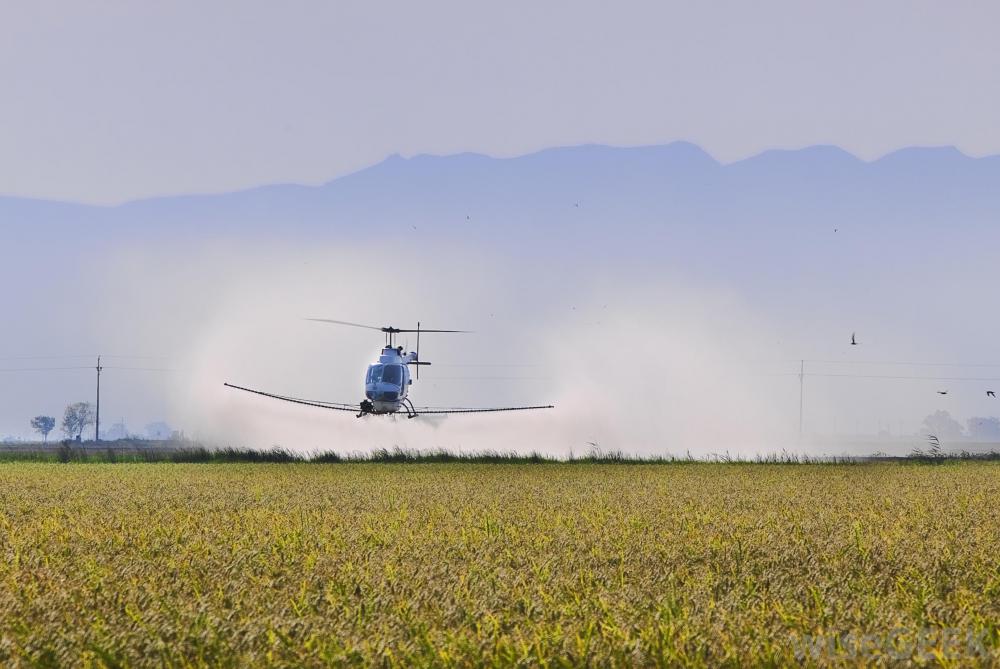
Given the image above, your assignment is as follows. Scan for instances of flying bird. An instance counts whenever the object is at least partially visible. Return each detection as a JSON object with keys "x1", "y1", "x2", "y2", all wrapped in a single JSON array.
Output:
[
  {"x1": 988, "y1": 391, "x2": 996, "y2": 398},
  {"x1": 937, "y1": 391, "x2": 949, "y2": 395},
  {"x1": 850, "y1": 333, "x2": 858, "y2": 346}
]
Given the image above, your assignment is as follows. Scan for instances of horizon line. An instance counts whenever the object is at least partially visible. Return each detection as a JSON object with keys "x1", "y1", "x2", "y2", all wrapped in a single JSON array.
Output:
[{"x1": 2, "y1": 140, "x2": 995, "y2": 209}]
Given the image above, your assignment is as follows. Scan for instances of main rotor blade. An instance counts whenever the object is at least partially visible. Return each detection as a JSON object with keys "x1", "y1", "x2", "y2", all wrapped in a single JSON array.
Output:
[
  {"x1": 304, "y1": 318, "x2": 471, "y2": 334},
  {"x1": 304, "y1": 318, "x2": 384, "y2": 331}
]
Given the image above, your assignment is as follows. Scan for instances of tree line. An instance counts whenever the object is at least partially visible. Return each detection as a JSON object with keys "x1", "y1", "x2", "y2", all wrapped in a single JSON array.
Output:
[{"x1": 30, "y1": 402, "x2": 94, "y2": 443}]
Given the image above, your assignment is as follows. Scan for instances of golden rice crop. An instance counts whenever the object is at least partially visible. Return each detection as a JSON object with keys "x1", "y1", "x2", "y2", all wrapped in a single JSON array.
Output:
[{"x1": 1, "y1": 462, "x2": 999, "y2": 667}]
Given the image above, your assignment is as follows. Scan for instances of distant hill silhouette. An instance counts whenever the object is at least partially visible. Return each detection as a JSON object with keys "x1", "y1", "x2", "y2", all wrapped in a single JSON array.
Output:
[
  {"x1": 4, "y1": 141, "x2": 1000, "y2": 308},
  {"x1": 6, "y1": 143, "x2": 999, "y2": 245}
]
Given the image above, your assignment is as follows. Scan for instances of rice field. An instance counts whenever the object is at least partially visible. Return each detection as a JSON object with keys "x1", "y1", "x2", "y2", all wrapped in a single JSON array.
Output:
[{"x1": 1, "y1": 462, "x2": 999, "y2": 667}]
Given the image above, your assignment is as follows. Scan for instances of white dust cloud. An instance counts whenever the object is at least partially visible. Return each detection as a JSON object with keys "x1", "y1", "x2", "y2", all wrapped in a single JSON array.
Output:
[{"x1": 93, "y1": 240, "x2": 803, "y2": 457}]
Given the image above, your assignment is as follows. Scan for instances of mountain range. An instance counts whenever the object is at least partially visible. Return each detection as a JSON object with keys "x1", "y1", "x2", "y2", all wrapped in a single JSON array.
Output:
[{"x1": 6, "y1": 142, "x2": 999, "y2": 246}]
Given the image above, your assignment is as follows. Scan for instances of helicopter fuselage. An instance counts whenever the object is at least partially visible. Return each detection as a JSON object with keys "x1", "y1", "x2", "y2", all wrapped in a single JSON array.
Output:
[
  {"x1": 225, "y1": 319, "x2": 553, "y2": 419},
  {"x1": 363, "y1": 346, "x2": 415, "y2": 414}
]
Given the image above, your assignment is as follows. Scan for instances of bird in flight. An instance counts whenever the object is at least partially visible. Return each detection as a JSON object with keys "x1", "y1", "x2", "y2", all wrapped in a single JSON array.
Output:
[
  {"x1": 937, "y1": 390, "x2": 949, "y2": 395},
  {"x1": 988, "y1": 391, "x2": 996, "y2": 398},
  {"x1": 850, "y1": 333, "x2": 858, "y2": 346}
]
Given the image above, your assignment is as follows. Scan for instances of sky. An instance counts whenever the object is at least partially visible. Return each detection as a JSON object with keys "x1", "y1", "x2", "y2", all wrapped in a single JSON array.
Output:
[{"x1": 2, "y1": 0, "x2": 999, "y2": 204}]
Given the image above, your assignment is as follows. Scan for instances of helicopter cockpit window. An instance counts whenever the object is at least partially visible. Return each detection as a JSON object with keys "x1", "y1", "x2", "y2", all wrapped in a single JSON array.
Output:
[
  {"x1": 382, "y1": 364, "x2": 403, "y2": 386},
  {"x1": 366, "y1": 364, "x2": 383, "y2": 384}
]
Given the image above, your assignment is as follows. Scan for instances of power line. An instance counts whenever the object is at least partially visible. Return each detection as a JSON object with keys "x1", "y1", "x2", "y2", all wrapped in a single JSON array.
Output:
[
  {"x1": 806, "y1": 373, "x2": 1000, "y2": 382},
  {"x1": 0, "y1": 355, "x2": 96, "y2": 361},
  {"x1": 0, "y1": 354, "x2": 168, "y2": 362},
  {"x1": 0, "y1": 366, "x2": 94, "y2": 372},
  {"x1": 804, "y1": 359, "x2": 1000, "y2": 368},
  {"x1": 747, "y1": 371, "x2": 1000, "y2": 382},
  {"x1": 101, "y1": 355, "x2": 170, "y2": 360},
  {"x1": 0, "y1": 366, "x2": 174, "y2": 373}
]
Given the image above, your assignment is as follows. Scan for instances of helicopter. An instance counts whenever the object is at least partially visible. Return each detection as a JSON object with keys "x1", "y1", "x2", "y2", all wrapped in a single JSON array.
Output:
[{"x1": 225, "y1": 319, "x2": 554, "y2": 418}]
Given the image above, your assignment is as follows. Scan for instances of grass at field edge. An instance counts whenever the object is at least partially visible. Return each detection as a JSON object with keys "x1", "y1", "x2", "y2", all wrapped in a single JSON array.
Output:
[{"x1": 2, "y1": 442, "x2": 999, "y2": 465}]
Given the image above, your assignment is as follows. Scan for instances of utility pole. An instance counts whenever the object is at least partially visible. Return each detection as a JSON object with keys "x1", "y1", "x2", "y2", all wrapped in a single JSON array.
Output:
[
  {"x1": 798, "y1": 359, "x2": 804, "y2": 440},
  {"x1": 95, "y1": 355, "x2": 103, "y2": 442}
]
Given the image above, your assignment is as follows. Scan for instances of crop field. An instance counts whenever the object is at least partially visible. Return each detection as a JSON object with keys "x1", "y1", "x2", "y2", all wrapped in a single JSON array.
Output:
[{"x1": 2, "y1": 462, "x2": 1000, "y2": 667}]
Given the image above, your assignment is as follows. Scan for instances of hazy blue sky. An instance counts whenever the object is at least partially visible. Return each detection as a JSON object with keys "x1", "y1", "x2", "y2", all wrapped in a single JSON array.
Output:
[{"x1": 2, "y1": 1, "x2": 999, "y2": 203}]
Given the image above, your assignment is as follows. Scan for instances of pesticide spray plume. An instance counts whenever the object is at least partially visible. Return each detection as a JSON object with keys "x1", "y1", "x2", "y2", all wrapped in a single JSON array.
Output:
[
  {"x1": 81, "y1": 238, "x2": 809, "y2": 457},
  {"x1": 85, "y1": 233, "x2": 1000, "y2": 457}
]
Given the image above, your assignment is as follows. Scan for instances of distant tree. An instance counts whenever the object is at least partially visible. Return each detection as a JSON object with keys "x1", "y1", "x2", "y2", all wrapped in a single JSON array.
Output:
[
  {"x1": 102, "y1": 421, "x2": 128, "y2": 441},
  {"x1": 921, "y1": 410, "x2": 964, "y2": 440},
  {"x1": 145, "y1": 421, "x2": 173, "y2": 440},
  {"x1": 30, "y1": 415, "x2": 56, "y2": 443},
  {"x1": 967, "y1": 416, "x2": 1000, "y2": 441},
  {"x1": 61, "y1": 402, "x2": 94, "y2": 441}
]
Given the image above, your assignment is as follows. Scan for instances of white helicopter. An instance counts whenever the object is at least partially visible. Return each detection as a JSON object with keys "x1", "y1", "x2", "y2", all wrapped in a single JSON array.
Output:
[{"x1": 225, "y1": 319, "x2": 554, "y2": 418}]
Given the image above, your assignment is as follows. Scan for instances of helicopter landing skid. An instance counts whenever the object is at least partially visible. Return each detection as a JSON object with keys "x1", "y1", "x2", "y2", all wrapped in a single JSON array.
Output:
[{"x1": 403, "y1": 398, "x2": 418, "y2": 419}]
